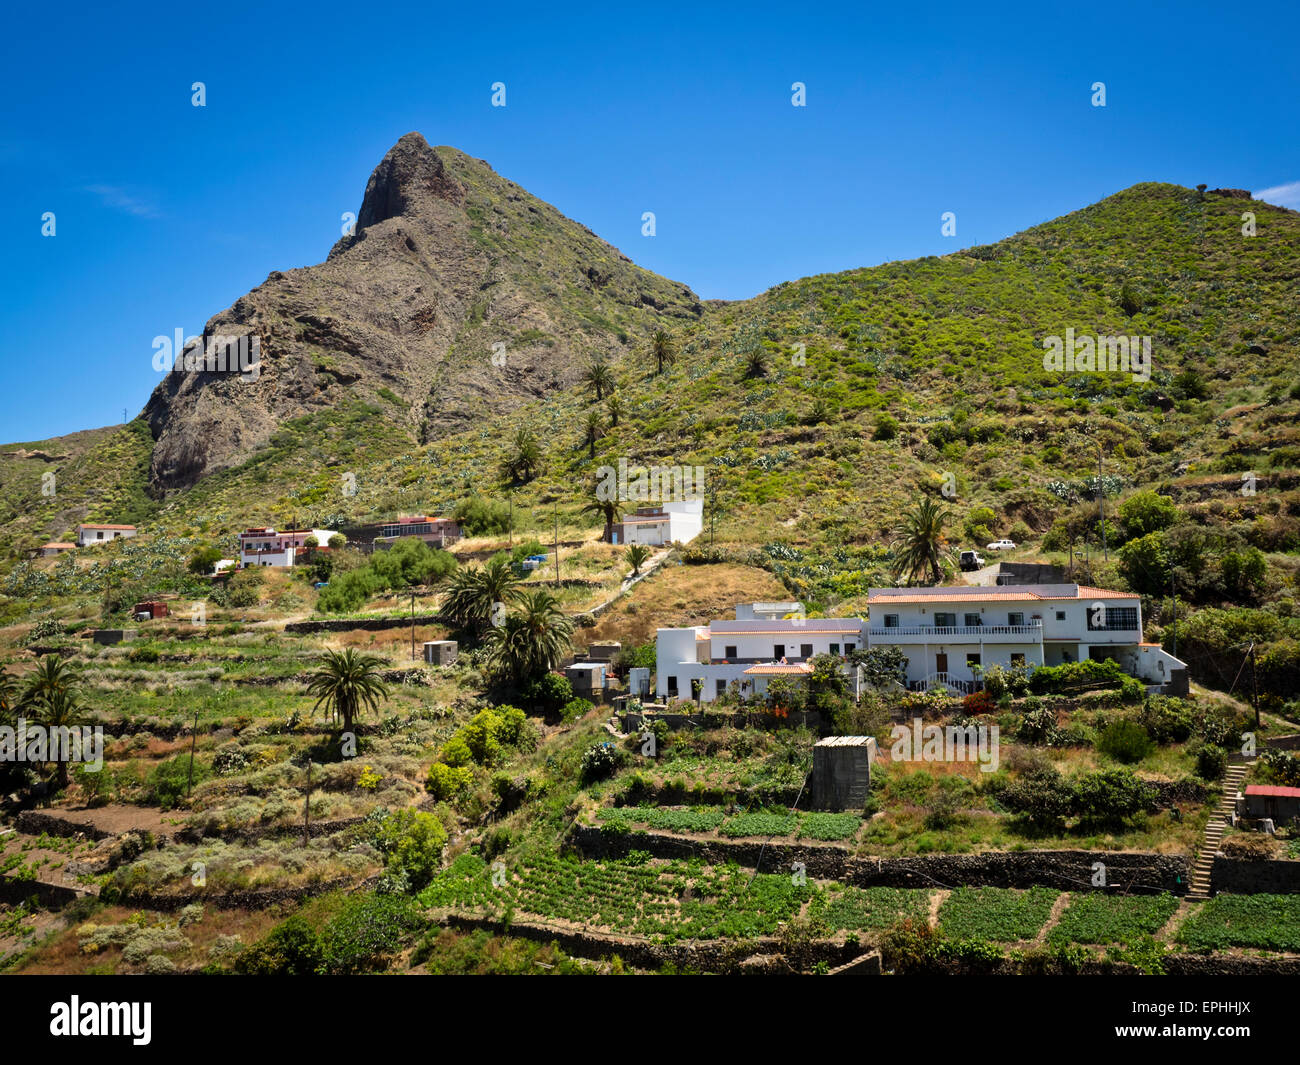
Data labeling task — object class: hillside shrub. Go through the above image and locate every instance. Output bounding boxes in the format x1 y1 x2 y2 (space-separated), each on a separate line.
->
1097 720 1154 763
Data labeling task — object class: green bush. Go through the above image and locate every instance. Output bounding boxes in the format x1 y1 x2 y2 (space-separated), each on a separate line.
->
1097 719 1154 763
519 672 573 714
146 754 209 810
1195 744 1226 781
580 742 624 784
235 915 322 975
426 762 473 800
317 893 425 975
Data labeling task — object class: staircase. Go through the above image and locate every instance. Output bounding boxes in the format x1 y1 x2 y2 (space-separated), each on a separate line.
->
1187 762 1250 900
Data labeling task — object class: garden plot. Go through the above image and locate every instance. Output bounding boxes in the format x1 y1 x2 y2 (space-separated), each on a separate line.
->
1046 892 1180 947
595 805 862 842
1176 894 1300 954
937 886 1060 942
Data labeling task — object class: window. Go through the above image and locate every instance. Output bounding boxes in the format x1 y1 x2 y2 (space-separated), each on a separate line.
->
724 645 737 659
716 679 727 696
964 613 982 627
1008 612 1025 627
1055 610 1066 621
96 531 104 540
934 612 956 627
800 644 813 659
966 653 981 669
844 642 855 653
667 676 679 696
1011 653 1025 666
883 614 899 628
829 643 840 656
773 644 785 659
1088 606 1139 631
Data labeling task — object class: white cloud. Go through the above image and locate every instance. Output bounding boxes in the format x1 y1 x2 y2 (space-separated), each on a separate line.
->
1253 181 1300 210
84 184 160 218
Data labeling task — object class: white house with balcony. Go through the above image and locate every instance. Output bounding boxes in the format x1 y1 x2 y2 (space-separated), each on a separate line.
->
654 605 866 703
238 527 338 568
866 583 1187 694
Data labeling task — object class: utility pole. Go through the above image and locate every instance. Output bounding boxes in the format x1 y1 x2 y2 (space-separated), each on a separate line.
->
1248 641 1260 732
1171 571 1177 659
410 588 417 661
554 503 560 587
1097 443 1108 562
508 492 513 548
1067 537 1075 580
304 759 312 845
185 709 199 795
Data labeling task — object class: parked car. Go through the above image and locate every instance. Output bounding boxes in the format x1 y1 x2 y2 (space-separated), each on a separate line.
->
986 539 1017 551
959 550 986 571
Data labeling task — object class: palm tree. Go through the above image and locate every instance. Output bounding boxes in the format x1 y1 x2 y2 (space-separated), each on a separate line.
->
21 656 85 791
438 556 523 637
306 648 390 735
743 349 768 379
584 361 615 402
890 498 950 585
582 490 621 544
504 428 542 484
650 329 676 374
486 590 574 685
625 544 651 577
605 393 624 428
0 666 17 724
582 411 605 459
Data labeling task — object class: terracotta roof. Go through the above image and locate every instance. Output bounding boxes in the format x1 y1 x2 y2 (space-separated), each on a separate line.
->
79 523 135 531
41 542 74 548
868 584 1137 604
743 663 814 676
1245 785 1300 798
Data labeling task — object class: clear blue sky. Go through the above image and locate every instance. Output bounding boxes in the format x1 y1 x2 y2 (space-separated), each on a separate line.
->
3 0 1297 443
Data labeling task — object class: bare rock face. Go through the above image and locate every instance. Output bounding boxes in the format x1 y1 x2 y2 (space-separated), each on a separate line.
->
143 132 701 493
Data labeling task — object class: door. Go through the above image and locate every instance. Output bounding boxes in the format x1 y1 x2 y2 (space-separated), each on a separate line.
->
935 652 948 674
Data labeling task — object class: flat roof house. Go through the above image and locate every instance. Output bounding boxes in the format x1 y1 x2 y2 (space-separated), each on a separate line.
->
238 528 338 568
363 515 461 549
655 604 865 704
611 500 703 547
76 524 136 547
867 583 1188 695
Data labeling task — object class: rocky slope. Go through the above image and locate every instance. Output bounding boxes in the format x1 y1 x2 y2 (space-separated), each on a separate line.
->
142 132 702 493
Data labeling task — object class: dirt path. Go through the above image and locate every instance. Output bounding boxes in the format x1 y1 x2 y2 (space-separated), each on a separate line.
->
1033 891 1073 946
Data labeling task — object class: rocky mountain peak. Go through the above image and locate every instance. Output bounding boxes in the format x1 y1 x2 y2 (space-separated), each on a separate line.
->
355 132 465 231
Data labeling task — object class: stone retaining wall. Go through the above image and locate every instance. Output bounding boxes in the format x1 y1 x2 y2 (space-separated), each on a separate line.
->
1210 855 1300 894
569 825 1190 892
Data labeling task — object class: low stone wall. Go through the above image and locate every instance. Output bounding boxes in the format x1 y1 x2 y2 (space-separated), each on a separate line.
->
114 875 374 912
570 825 1190 892
1210 856 1300 894
15 810 116 841
175 815 368 845
435 912 872 973
284 614 444 634
0 875 92 908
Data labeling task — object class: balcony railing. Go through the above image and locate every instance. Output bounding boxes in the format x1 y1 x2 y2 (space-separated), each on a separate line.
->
869 622 1043 639
908 674 983 695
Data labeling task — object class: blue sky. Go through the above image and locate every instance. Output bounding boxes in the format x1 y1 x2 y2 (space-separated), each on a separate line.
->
2 0 1297 443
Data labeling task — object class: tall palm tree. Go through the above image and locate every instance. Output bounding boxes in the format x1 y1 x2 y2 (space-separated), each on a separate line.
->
21 656 85 791
0 665 17 724
438 556 523 638
582 411 605 459
890 498 950 585
306 648 390 735
625 544 651 577
486 590 574 685
582 491 621 544
605 393 624 428
650 329 675 374
584 361 615 402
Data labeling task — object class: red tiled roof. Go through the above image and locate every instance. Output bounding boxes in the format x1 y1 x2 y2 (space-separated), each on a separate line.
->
41 542 75 549
79 523 136 531
1245 785 1300 798
743 663 814 676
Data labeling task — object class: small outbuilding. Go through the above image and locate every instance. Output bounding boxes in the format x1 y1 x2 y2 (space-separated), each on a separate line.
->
810 735 877 812
422 640 458 666
1242 784 1300 825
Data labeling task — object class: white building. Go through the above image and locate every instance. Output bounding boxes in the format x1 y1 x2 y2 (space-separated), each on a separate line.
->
611 499 703 547
238 528 338 568
866 583 1187 694
76 524 137 547
655 605 866 703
